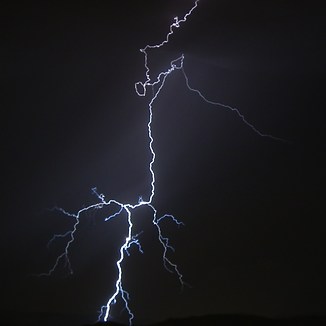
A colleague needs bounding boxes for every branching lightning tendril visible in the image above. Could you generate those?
[40,1,282,324]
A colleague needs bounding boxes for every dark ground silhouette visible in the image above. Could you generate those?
[90,314,326,326]
[2,312,326,326]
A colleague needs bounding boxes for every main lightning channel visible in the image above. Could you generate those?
[40,0,284,324]
[39,7,194,323]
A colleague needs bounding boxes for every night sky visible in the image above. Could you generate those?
[2,0,326,325]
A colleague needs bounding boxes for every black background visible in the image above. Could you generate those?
[2,1,326,325]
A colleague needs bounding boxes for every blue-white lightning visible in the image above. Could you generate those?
[40,0,283,324]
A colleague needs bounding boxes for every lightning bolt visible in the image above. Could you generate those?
[39,0,284,325]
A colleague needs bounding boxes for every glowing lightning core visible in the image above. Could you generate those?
[40,0,282,324]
